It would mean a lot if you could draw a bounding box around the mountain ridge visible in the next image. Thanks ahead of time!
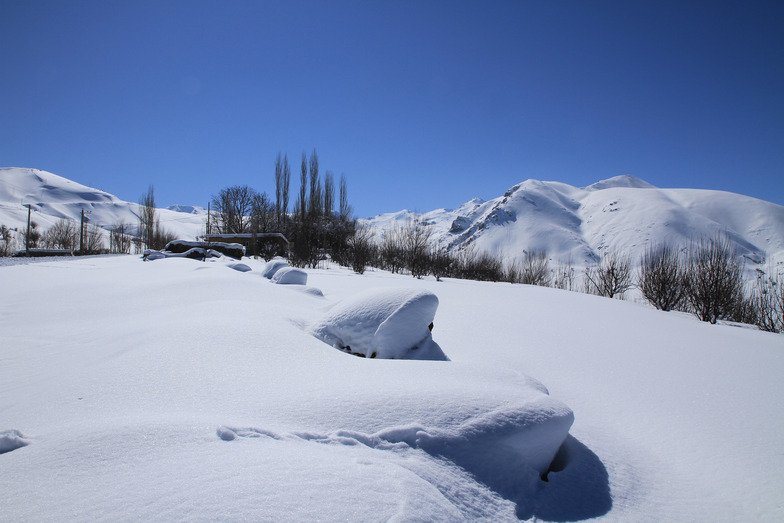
[364,175,784,269]
[2,167,782,270]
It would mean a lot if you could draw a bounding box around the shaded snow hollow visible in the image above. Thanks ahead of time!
[312,288,448,360]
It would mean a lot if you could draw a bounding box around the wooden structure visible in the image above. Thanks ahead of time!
[202,233,291,257]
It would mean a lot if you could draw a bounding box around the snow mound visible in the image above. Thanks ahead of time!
[312,288,448,360]
[261,258,289,279]
[0,430,29,454]
[217,397,572,477]
[271,266,307,285]
[227,263,252,273]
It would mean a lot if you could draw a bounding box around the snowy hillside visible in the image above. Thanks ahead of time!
[0,167,205,241]
[365,175,784,269]
[1,255,782,521]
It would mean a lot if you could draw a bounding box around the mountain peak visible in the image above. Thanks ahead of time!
[585,175,656,191]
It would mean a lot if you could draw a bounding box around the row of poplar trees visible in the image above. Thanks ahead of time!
[209,150,355,267]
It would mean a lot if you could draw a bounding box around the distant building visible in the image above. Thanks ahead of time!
[201,233,291,257]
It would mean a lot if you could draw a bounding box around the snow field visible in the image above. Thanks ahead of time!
[1,255,579,521]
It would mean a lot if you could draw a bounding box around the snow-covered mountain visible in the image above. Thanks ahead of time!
[365,175,784,268]
[0,167,205,240]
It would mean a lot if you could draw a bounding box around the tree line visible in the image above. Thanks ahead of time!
[208,149,355,267]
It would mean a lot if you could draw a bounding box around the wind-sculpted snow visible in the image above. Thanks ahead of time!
[0,430,29,454]
[311,288,448,360]
[271,266,308,285]
[261,257,289,279]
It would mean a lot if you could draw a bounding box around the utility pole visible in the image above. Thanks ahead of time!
[79,209,85,254]
[25,204,31,254]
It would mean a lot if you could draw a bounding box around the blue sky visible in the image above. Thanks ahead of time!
[1,0,782,217]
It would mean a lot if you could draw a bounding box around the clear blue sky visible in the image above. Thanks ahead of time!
[2,0,782,217]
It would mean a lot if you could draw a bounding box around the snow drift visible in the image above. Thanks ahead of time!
[312,288,448,360]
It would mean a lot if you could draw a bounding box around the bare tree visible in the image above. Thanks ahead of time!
[401,219,432,278]
[339,173,352,222]
[308,149,322,219]
[274,153,283,225]
[516,249,551,286]
[585,253,633,299]
[347,222,375,274]
[138,185,157,250]
[639,243,688,311]
[298,152,308,223]
[43,218,78,251]
[751,271,783,333]
[0,224,16,256]
[110,222,133,254]
[553,258,576,291]
[83,224,105,253]
[323,171,335,218]
[684,235,746,324]
[211,185,257,234]
[23,220,41,250]
[282,154,291,226]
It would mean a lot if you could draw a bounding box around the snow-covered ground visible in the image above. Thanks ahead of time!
[1,255,782,521]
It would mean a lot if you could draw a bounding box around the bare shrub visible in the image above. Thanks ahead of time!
[83,224,106,253]
[43,219,78,251]
[347,222,376,274]
[553,258,576,291]
[23,221,41,249]
[751,271,784,333]
[110,223,133,254]
[457,249,504,282]
[429,247,454,282]
[639,243,688,311]
[0,225,16,256]
[378,226,406,274]
[517,250,551,286]
[684,235,746,324]
[585,253,633,299]
[401,219,432,278]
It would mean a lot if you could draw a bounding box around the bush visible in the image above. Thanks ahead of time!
[684,235,746,324]
[585,253,633,299]
[639,243,688,311]
[347,223,375,274]
[751,271,784,333]
[509,250,551,286]
[1,225,17,256]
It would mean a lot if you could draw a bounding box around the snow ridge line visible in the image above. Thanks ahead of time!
[217,400,574,475]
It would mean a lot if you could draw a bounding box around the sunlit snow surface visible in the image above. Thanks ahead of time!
[1,255,783,522]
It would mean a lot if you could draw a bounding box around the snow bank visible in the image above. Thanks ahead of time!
[312,288,448,360]
[261,258,289,279]
[271,266,307,285]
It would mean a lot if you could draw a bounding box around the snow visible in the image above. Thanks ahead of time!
[2,255,782,521]
[312,288,447,360]
[261,257,290,279]
[365,176,784,270]
[271,265,308,285]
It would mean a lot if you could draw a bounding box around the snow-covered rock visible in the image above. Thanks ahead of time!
[312,288,448,360]
[271,266,307,285]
